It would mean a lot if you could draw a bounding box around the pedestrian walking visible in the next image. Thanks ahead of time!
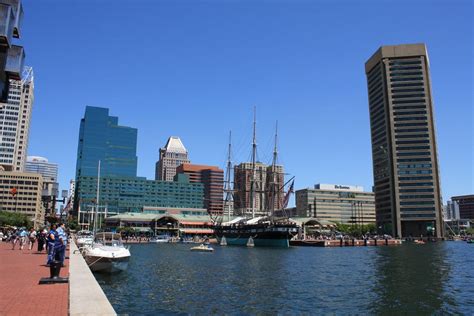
[28,228,37,250]
[10,229,18,250]
[37,229,47,252]
[19,229,28,250]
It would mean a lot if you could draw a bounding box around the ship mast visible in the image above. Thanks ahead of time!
[224,131,233,222]
[250,107,257,218]
[270,121,279,219]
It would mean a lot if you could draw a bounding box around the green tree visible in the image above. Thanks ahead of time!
[0,211,32,228]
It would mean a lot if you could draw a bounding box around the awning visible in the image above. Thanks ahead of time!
[180,229,214,234]
[179,221,209,226]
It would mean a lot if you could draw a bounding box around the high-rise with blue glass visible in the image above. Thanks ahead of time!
[75,106,138,178]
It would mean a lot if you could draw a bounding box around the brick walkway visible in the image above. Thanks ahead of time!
[0,241,69,315]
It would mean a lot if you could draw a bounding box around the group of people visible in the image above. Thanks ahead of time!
[1,223,68,266]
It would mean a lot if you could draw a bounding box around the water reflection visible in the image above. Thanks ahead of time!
[372,243,454,314]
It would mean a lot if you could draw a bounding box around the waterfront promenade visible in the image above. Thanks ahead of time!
[0,242,68,315]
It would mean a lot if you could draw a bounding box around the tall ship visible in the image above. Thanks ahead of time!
[213,109,298,247]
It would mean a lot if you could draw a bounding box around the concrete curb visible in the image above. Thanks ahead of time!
[69,241,116,315]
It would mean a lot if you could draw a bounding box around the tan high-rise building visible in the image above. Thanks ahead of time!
[0,171,44,228]
[176,164,224,215]
[233,162,284,217]
[0,70,34,172]
[365,44,443,238]
[155,136,190,181]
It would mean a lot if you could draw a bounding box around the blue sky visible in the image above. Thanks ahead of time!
[22,0,472,203]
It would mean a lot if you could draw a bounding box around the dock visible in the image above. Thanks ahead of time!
[290,238,402,247]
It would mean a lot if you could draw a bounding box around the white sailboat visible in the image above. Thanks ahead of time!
[83,160,131,273]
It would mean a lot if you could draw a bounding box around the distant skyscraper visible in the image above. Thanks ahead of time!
[176,163,224,215]
[75,106,138,178]
[451,195,474,220]
[25,155,58,197]
[0,71,34,172]
[155,136,190,181]
[365,43,443,238]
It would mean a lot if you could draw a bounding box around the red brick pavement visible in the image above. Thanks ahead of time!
[0,241,69,315]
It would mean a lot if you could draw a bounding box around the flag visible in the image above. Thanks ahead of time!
[10,187,17,197]
[282,180,294,209]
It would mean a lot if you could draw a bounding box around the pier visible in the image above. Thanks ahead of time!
[290,238,402,247]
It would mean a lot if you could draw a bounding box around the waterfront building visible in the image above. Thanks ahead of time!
[295,184,376,225]
[451,195,474,220]
[75,173,204,216]
[104,208,213,236]
[75,106,137,179]
[0,69,34,172]
[155,136,190,181]
[176,163,224,215]
[365,43,443,238]
[0,170,44,228]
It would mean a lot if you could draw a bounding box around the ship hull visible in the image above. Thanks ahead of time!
[214,224,298,248]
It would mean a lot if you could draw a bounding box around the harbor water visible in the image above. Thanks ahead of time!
[94,242,474,315]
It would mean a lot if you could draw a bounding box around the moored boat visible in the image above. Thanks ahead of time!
[84,232,131,273]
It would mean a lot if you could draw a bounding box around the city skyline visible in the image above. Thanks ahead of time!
[21,0,473,203]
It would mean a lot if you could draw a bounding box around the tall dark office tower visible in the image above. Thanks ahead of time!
[75,106,138,178]
[365,44,443,238]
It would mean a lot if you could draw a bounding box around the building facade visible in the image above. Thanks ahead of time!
[75,106,137,179]
[0,73,33,172]
[75,173,204,216]
[365,44,443,238]
[296,184,376,225]
[0,0,24,103]
[0,171,44,228]
[155,136,190,181]
[176,163,224,215]
[451,195,474,220]
[233,162,284,216]
[25,155,58,196]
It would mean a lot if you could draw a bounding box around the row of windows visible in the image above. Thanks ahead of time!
[396,145,430,151]
[392,93,425,99]
[395,128,429,133]
[396,139,430,144]
[391,88,424,93]
[391,82,424,88]
[399,182,433,187]
[394,105,427,111]
[395,134,429,139]
[398,163,432,169]
[399,188,434,193]
[398,169,432,175]
[394,122,428,128]
[390,71,423,77]
[397,151,430,156]
[389,60,421,66]
[394,110,427,116]
[397,157,431,163]
[400,194,434,199]
[399,176,433,181]
[390,77,424,82]
[392,98,425,104]
[400,201,434,206]
[389,66,422,71]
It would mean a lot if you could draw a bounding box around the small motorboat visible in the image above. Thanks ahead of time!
[190,244,214,252]
[414,239,426,245]
[150,235,170,243]
[84,232,131,273]
[466,239,474,244]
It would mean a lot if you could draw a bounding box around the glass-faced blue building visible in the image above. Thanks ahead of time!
[75,106,138,178]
